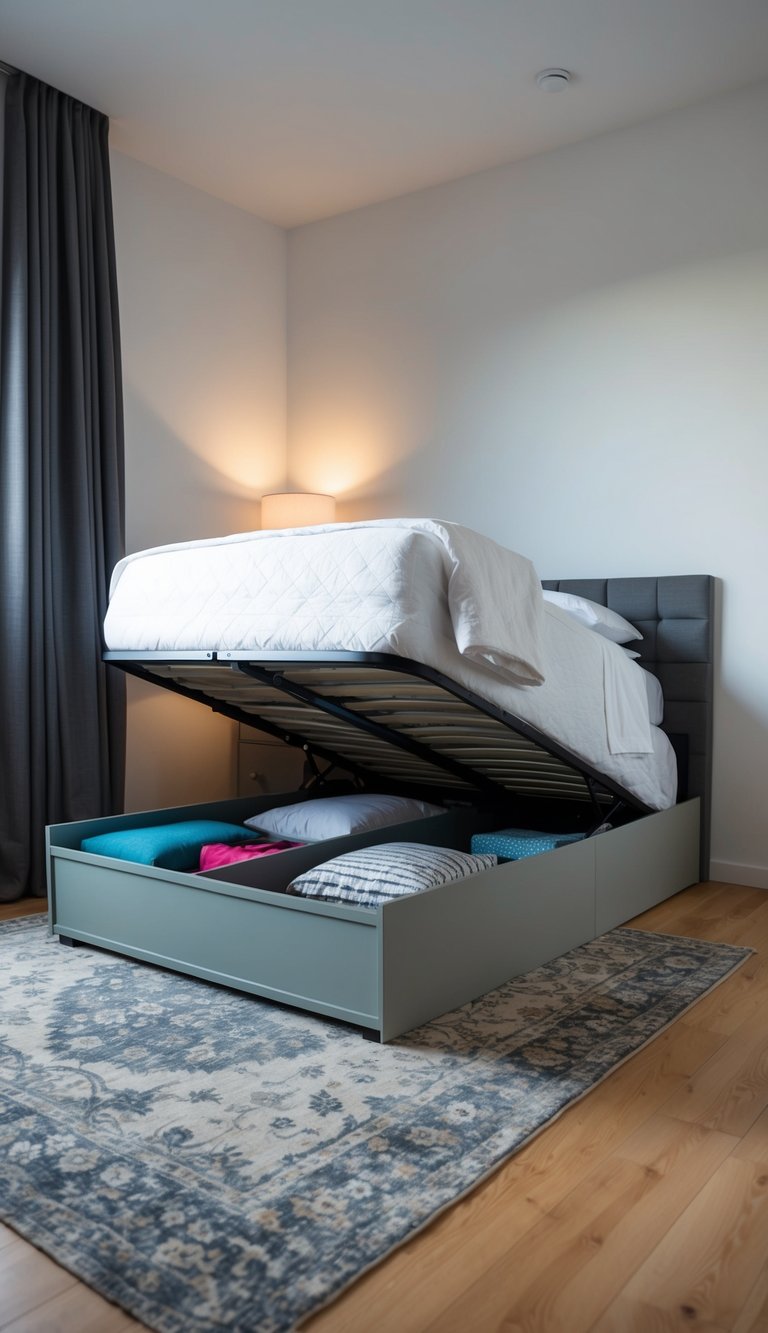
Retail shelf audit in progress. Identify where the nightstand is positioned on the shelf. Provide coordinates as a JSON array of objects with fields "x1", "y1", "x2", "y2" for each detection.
[{"x1": 237, "y1": 724, "x2": 306, "y2": 798}]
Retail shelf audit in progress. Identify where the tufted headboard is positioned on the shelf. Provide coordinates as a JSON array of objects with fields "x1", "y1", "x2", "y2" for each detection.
[{"x1": 541, "y1": 576, "x2": 715, "y2": 878}]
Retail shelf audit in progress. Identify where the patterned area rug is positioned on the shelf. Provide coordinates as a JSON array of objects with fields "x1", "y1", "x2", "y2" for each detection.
[{"x1": 0, "y1": 917, "x2": 749, "y2": 1332}]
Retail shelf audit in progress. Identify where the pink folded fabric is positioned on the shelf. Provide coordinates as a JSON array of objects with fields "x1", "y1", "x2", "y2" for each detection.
[{"x1": 199, "y1": 840, "x2": 303, "y2": 871}]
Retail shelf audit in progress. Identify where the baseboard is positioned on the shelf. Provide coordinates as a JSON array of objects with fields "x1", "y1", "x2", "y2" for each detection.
[{"x1": 709, "y1": 861, "x2": 768, "y2": 891}]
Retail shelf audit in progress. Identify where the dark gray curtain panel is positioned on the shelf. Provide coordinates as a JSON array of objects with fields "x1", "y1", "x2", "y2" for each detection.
[{"x1": 0, "y1": 73, "x2": 125, "y2": 901}]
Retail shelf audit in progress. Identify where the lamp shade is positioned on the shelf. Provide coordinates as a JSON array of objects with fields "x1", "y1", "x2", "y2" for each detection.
[{"x1": 261, "y1": 492, "x2": 336, "y2": 530}]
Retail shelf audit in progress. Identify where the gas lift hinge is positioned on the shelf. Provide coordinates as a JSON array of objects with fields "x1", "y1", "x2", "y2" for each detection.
[
  {"x1": 584, "y1": 780, "x2": 628, "y2": 837},
  {"x1": 299, "y1": 749, "x2": 360, "y2": 792}
]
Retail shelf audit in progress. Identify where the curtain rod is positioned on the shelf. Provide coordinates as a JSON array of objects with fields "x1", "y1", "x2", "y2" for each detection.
[{"x1": 0, "y1": 60, "x2": 19, "y2": 75}]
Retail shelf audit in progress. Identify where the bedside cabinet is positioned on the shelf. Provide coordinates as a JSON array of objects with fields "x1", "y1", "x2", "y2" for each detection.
[{"x1": 237, "y1": 725, "x2": 306, "y2": 798}]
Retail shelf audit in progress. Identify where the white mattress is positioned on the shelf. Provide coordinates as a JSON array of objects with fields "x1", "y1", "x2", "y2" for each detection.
[{"x1": 105, "y1": 519, "x2": 677, "y2": 811}]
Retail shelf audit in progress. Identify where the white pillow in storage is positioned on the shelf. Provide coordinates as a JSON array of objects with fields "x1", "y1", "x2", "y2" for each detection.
[
  {"x1": 244, "y1": 793, "x2": 445, "y2": 842},
  {"x1": 287, "y1": 842, "x2": 498, "y2": 907},
  {"x1": 542, "y1": 591, "x2": 642, "y2": 644}
]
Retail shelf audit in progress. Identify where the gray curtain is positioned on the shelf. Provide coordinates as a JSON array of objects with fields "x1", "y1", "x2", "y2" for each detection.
[{"x1": 0, "y1": 72, "x2": 125, "y2": 901}]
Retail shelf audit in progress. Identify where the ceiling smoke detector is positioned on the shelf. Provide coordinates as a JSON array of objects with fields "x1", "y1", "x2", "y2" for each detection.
[{"x1": 535, "y1": 68, "x2": 572, "y2": 92}]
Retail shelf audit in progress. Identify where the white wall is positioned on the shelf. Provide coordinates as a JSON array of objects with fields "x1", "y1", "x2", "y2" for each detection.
[
  {"x1": 288, "y1": 81, "x2": 768, "y2": 886},
  {"x1": 111, "y1": 151, "x2": 287, "y2": 810}
]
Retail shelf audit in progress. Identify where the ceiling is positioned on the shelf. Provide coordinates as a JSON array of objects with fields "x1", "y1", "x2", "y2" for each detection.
[{"x1": 2, "y1": 0, "x2": 768, "y2": 228}]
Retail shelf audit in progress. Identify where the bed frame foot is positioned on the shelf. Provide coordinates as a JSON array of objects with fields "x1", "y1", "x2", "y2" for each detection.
[
  {"x1": 58, "y1": 934, "x2": 79, "y2": 947},
  {"x1": 361, "y1": 1027, "x2": 382, "y2": 1043}
]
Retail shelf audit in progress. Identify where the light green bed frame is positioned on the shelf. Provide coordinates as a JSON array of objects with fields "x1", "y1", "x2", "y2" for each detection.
[
  {"x1": 46, "y1": 575, "x2": 712, "y2": 1042},
  {"x1": 47, "y1": 794, "x2": 699, "y2": 1043}
]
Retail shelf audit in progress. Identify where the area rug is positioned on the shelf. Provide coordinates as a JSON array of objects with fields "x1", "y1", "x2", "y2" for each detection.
[{"x1": 0, "y1": 917, "x2": 750, "y2": 1332}]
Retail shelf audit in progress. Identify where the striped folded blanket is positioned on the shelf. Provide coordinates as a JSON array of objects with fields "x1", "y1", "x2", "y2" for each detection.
[{"x1": 287, "y1": 841, "x2": 497, "y2": 908}]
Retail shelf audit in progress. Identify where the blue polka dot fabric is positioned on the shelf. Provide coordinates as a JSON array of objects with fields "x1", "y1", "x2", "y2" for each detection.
[{"x1": 470, "y1": 827, "x2": 585, "y2": 861}]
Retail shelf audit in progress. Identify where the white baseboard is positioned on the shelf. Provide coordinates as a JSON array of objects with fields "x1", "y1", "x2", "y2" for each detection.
[{"x1": 709, "y1": 861, "x2": 768, "y2": 891}]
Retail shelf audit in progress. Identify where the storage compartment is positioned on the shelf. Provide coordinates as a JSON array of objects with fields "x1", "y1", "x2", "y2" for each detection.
[{"x1": 47, "y1": 791, "x2": 700, "y2": 1041}]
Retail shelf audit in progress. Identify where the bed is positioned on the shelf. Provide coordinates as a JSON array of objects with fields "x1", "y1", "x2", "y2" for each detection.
[{"x1": 46, "y1": 521, "x2": 714, "y2": 1041}]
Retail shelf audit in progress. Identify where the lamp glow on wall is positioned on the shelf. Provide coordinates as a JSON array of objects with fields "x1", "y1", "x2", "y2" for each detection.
[{"x1": 261, "y1": 491, "x2": 336, "y2": 530}]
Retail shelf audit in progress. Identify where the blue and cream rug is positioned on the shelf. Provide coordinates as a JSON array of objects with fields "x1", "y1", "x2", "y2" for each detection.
[{"x1": 0, "y1": 916, "x2": 750, "y2": 1332}]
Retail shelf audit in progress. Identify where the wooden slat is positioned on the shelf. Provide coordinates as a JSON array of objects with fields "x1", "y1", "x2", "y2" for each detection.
[
  {"x1": 0, "y1": 1237, "x2": 78, "y2": 1327},
  {"x1": 419, "y1": 1116, "x2": 738, "y2": 1333},
  {"x1": 0, "y1": 901, "x2": 47, "y2": 923},
  {"x1": 593, "y1": 1153, "x2": 768, "y2": 1331},
  {"x1": 659, "y1": 1006, "x2": 768, "y2": 1136},
  {"x1": 1, "y1": 1281, "x2": 140, "y2": 1333}
]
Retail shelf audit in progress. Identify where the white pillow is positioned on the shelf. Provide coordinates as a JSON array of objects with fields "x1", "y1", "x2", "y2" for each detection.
[
  {"x1": 542, "y1": 591, "x2": 642, "y2": 644},
  {"x1": 287, "y1": 842, "x2": 497, "y2": 907},
  {"x1": 244, "y1": 793, "x2": 445, "y2": 842}
]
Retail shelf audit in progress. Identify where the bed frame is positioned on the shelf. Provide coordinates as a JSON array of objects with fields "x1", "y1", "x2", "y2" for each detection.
[{"x1": 46, "y1": 575, "x2": 714, "y2": 1042}]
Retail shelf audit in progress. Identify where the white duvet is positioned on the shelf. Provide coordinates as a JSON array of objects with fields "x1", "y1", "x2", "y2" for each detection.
[{"x1": 105, "y1": 519, "x2": 676, "y2": 810}]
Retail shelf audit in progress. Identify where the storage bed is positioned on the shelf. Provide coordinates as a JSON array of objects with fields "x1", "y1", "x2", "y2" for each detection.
[{"x1": 47, "y1": 534, "x2": 714, "y2": 1042}]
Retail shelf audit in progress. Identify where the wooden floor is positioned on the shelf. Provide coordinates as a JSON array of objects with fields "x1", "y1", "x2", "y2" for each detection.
[{"x1": 2, "y1": 882, "x2": 768, "y2": 1332}]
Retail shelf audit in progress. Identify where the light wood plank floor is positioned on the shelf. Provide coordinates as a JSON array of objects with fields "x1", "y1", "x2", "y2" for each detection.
[{"x1": 2, "y1": 882, "x2": 768, "y2": 1332}]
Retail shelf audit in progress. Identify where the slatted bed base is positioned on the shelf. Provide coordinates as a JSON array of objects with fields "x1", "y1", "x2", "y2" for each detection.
[{"x1": 106, "y1": 651, "x2": 645, "y2": 817}]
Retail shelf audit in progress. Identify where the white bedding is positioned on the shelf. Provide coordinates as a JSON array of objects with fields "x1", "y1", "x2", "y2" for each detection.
[
  {"x1": 107, "y1": 519, "x2": 546, "y2": 682},
  {"x1": 104, "y1": 519, "x2": 676, "y2": 810}
]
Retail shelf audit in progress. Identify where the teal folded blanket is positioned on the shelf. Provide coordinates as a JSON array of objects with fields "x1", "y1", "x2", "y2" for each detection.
[
  {"x1": 471, "y1": 828, "x2": 585, "y2": 861},
  {"x1": 81, "y1": 820, "x2": 252, "y2": 871}
]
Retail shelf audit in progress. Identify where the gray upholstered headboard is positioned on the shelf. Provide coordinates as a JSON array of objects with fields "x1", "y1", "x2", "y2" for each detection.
[{"x1": 542, "y1": 576, "x2": 715, "y2": 877}]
